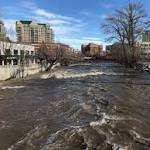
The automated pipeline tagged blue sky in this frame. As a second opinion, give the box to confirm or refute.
[1,0,150,49]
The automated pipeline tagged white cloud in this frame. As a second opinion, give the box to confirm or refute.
[34,9,81,23]
[60,37,107,49]
[80,11,91,16]
[21,1,85,37]
[2,1,107,49]
[102,3,113,9]
[51,20,71,25]
[82,37,100,41]
[53,25,82,35]
[99,14,107,19]
[2,1,85,46]
[28,16,71,26]
[61,37,102,44]
[31,8,85,36]
[80,11,107,20]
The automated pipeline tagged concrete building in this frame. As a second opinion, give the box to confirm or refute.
[16,21,54,44]
[81,43,103,58]
[142,30,150,42]
[0,41,47,80]
[0,20,6,41]
[0,41,35,66]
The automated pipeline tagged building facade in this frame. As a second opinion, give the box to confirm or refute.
[31,42,71,52]
[81,43,103,58]
[142,30,150,42]
[0,21,6,41]
[32,42,79,64]
[140,42,150,60]
[16,21,54,44]
[0,41,35,66]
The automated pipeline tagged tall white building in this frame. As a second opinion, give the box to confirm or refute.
[16,21,54,44]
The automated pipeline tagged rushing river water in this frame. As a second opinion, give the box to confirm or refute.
[0,61,150,150]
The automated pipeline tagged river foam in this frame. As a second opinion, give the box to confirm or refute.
[40,69,130,80]
[1,86,25,90]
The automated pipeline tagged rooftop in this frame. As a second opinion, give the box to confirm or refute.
[17,21,50,27]
[19,21,32,24]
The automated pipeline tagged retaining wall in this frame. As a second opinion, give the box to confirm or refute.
[0,64,45,81]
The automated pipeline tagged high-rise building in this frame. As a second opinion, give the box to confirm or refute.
[0,20,6,41]
[142,30,150,42]
[16,21,54,44]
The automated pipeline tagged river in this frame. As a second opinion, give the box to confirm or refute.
[0,61,150,150]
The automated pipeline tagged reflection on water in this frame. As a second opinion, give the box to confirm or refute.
[0,61,150,150]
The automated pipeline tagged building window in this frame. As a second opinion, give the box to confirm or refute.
[20,50,25,64]
[20,50,24,56]
[0,55,2,65]
[13,50,19,65]
[14,50,18,55]
[5,49,11,55]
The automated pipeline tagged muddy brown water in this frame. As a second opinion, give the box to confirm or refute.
[0,61,150,150]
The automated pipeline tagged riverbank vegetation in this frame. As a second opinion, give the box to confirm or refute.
[37,42,81,71]
[102,2,150,67]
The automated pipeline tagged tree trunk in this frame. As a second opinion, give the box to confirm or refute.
[45,60,56,72]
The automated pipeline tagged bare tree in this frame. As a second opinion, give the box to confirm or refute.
[37,42,65,71]
[37,42,81,71]
[102,2,150,66]
[6,24,16,42]
[102,16,128,64]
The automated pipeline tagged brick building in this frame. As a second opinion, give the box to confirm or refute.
[81,43,103,58]
[31,43,71,53]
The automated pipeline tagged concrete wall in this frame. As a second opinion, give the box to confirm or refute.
[0,41,35,55]
[0,64,45,81]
